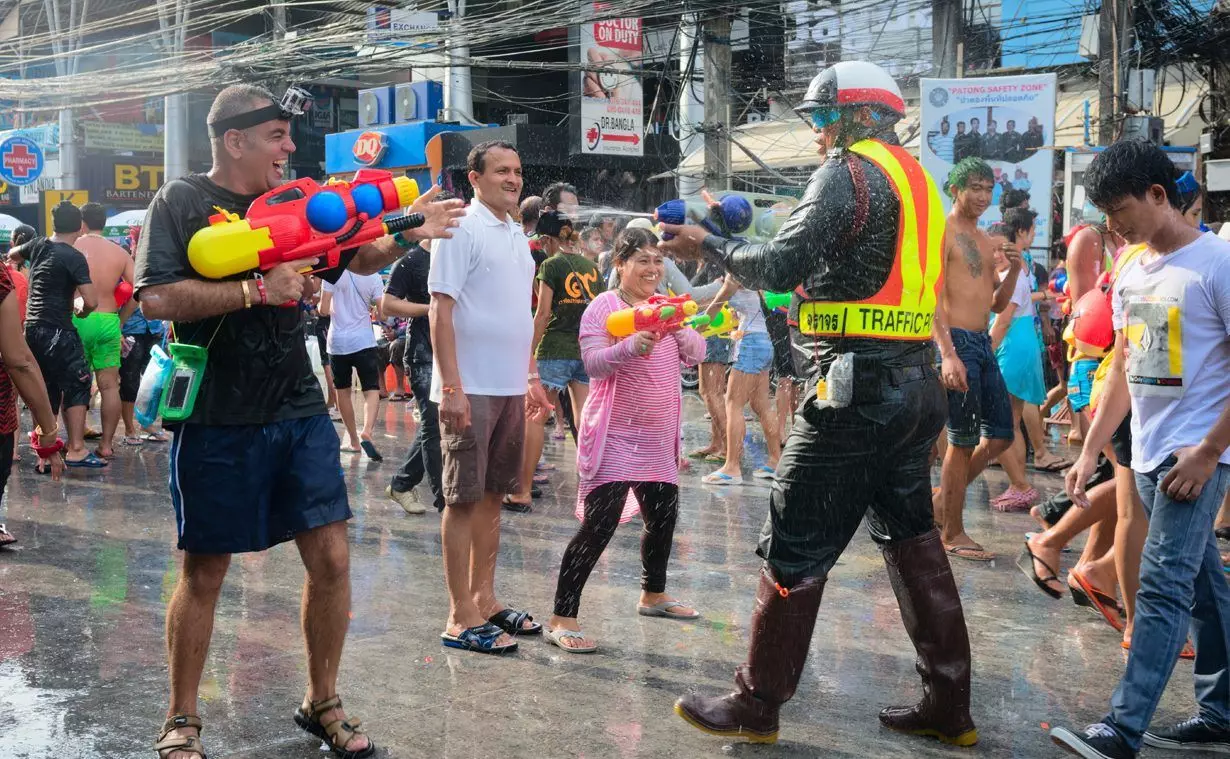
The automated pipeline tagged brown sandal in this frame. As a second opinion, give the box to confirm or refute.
[293,695,376,758]
[153,714,206,758]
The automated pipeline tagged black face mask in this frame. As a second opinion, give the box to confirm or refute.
[834,111,898,148]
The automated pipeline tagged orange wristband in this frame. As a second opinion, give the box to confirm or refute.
[442,385,461,395]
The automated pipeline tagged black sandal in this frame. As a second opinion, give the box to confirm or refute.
[501,496,531,513]
[489,607,543,635]
[294,695,376,759]
[153,714,206,758]
[1015,542,1064,599]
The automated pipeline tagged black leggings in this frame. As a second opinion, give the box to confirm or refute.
[553,481,679,618]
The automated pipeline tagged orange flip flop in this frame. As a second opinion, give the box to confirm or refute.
[1123,639,1195,660]
[1069,568,1124,632]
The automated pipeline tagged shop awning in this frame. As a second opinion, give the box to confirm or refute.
[672,104,921,179]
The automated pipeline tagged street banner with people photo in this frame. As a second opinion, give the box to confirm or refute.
[920,73,1057,254]
[577,6,643,157]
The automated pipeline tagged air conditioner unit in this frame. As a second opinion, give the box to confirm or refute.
[394,83,417,123]
[1122,115,1164,145]
[358,86,395,127]
[506,113,529,126]
[1206,159,1230,193]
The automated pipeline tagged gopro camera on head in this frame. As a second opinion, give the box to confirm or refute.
[279,86,313,120]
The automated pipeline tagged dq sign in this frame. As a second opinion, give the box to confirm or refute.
[0,136,45,186]
[352,131,388,167]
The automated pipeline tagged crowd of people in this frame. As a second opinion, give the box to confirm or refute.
[1,68,1229,759]
[0,201,174,548]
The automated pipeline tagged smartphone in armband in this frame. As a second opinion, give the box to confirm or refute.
[158,343,209,422]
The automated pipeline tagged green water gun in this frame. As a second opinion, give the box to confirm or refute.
[763,291,791,310]
[685,305,738,338]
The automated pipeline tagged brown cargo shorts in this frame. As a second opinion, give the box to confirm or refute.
[440,394,526,505]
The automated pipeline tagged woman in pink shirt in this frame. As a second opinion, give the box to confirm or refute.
[547,228,707,653]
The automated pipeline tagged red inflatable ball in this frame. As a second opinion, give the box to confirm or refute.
[1070,286,1114,358]
[114,280,134,308]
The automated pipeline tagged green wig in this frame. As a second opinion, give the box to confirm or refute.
[946,157,994,199]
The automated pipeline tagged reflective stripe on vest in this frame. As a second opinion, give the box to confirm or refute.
[797,139,945,341]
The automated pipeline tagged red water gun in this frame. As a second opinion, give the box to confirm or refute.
[606,294,699,337]
[186,169,422,280]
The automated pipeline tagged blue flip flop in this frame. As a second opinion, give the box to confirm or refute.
[65,452,108,469]
[441,622,518,654]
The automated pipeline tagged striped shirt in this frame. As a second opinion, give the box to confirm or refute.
[575,290,706,521]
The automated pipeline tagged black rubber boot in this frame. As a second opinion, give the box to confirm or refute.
[675,566,825,743]
[879,528,978,747]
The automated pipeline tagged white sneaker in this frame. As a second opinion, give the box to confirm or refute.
[386,485,426,514]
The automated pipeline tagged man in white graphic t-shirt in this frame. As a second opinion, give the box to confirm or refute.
[1051,139,1230,759]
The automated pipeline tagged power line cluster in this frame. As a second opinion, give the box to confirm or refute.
[0,0,1127,112]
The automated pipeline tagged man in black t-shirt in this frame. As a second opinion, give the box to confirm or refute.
[383,241,444,513]
[134,83,463,759]
[13,201,101,468]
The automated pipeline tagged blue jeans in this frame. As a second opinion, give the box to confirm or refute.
[1105,459,1230,749]
[945,328,1014,448]
[537,358,589,392]
[733,331,773,374]
[391,361,445,511]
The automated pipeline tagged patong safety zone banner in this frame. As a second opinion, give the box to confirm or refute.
[920,73,1058,256]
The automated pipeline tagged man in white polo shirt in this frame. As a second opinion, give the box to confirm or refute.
[430,140,550,654]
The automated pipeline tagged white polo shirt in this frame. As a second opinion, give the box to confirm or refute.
[428,200,535,401]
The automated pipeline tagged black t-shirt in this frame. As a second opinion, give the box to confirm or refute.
[134,174,352,426]
[23,238,92,330]
[384,245,432,365]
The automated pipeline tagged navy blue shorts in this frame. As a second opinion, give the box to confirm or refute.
[946,328,1014,448]
[169,415,350,554]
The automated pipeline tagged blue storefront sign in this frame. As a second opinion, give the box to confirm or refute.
[325,121,487,188]
[0,136,45,186]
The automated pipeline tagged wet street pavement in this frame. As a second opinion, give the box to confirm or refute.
[0,393,1208,758]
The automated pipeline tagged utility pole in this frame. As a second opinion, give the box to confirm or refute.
[677,14,704,197]
[702,13,731,192]
[445,0,474,122]
[1097,0,1131,145]
[43,0,84,190]
[158,0,191,181]
[932,0,961,78]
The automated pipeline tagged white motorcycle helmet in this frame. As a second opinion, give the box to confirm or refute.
[794,61,906,128]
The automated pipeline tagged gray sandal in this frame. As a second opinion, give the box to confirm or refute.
[546,627,597,653]
[637,600,700,620]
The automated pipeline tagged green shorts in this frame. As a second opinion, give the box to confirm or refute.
[72,311,122,371]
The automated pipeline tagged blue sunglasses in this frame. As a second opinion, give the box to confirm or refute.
[809,108,841,129]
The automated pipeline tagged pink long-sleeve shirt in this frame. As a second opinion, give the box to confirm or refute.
[575,290,707,523]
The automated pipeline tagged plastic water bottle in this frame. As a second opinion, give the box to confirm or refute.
[813,352,854,410]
